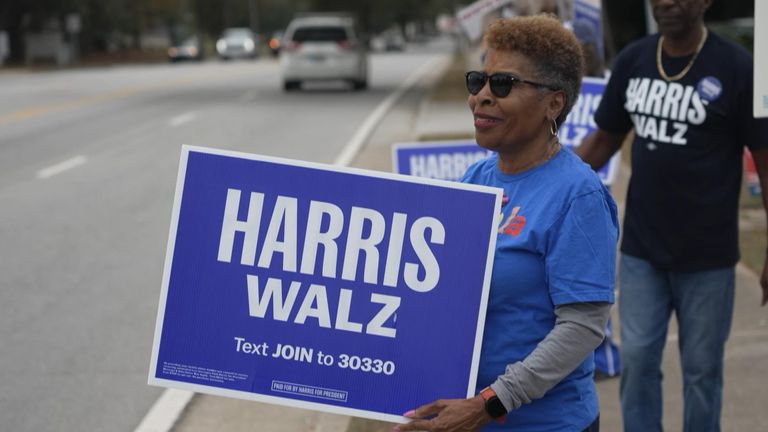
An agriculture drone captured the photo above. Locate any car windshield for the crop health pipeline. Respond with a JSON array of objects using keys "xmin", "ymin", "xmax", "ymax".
[
  {"xmin": 223, "ymin": 29, "xmax": 253, "ymax": 40},
  {"xmin": 181, "ymin": 37, "xmax": 198, "ymax": 46},
  {"xmin": 292, "ymin": 26, "xmax": 348, "ymax": 42}
]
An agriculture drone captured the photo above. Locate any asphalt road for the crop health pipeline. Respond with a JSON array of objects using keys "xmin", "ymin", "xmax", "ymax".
[{"xmin": 0, "ymin": 40, "xmax": 453, "ymax": 432}]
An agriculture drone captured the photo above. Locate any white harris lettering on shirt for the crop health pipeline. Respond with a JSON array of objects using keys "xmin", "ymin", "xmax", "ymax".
[{"xmin": 624, "ymin": 77, "xmax": 708, "ymax": 146}]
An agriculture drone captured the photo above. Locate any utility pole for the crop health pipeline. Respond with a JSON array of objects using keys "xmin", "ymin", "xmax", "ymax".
[{"xmin": 249, "ymin": 0, "xmax": 261, "ymax": 36}]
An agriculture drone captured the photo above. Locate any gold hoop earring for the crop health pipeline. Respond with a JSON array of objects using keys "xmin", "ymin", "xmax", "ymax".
[{"xmin": 550, "ymin": 119, "xmax": 558, "ymax": 137}]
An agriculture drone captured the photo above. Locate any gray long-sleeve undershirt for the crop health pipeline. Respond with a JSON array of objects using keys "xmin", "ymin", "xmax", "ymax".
[{"xmin": 489, "ymin": 301, "xmax": 612, "ymax": 412}]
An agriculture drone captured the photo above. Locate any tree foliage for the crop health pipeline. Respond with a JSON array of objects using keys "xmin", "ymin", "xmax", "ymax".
[
  {"xmin": 1, "ymin": 0, "xmax": 758, "ymax": 63},
  {"xmin": 0, "ymin": 0, "xmax": 454, "ymax": 61}
]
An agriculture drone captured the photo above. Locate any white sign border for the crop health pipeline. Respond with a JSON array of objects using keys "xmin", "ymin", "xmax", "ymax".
[{"xmin": 148, "ymin": 145, "xmax": 503, "ymax": 424}]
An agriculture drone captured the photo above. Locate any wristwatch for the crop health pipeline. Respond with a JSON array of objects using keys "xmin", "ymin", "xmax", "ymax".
[{"xmin": 480, "ymin": 386, "xmax": 507, "ymax": 422}]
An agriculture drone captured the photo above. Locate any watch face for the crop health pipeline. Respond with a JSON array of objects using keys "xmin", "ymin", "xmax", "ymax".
[{"xmin": 485, "ymin": 396, "xmax": 506, "ymax": 418}]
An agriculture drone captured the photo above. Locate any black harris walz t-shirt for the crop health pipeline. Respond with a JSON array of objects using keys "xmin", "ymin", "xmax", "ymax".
[{"xmin": 595, "ymin": 32, "xmax": 768, "ymax": 271}]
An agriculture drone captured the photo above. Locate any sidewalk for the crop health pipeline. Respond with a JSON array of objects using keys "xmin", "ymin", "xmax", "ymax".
[{"xmin": 169, "ymin": 53, "xmax": 768, "ymax": 432}]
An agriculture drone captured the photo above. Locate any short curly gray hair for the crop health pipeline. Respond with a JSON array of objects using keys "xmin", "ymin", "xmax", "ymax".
[{"xmin": 485, "ymin": 15, "xmax": 584, "ymax": 126}]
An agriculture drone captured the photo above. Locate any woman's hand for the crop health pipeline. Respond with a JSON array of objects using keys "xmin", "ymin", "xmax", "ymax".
[{"xmin": 394, "ymin": 396, "xmax": 492, "ymax": 432}]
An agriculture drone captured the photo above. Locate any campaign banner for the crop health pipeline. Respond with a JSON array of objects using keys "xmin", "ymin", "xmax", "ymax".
[
  {"xmin": 392, "ymin": 77, "xmax": 620, "ymax": 186},
  {"xmin": 393, "ymin": 78, "xmax": 619, "ymax": 185},
  {"xmin": 392, "ymin": 141, "xmax": 489, "ymax": 182},
  {"xmin": 573, "ymin": 0, "xmax": 604, "ymax": 60},
  {"xmin": 149, "ymin": 146, "xmax": 502, "ymax": 423},
  {"xmin": 456, "ymin": 0, "xmax": 514, "ymax": 41},
  {"xmin": 559, "ymin": 76, "xmax": 620, "ymax": 185}
]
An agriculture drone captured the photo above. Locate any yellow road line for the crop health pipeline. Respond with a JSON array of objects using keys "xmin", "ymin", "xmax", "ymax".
[{"xmin": 0, "ymin": 72, "xmax": 249, "ymax": 126}]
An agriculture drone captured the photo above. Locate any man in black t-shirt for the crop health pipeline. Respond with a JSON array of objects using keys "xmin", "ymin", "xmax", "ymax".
[{"xmin": 576, "ymin": 0, "xmax": 768, "ymax": 431}]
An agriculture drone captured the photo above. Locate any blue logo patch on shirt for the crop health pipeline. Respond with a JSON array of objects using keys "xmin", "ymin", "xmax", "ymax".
[{"xmin": 696, "ymin": 77, "xmax": 722, "ymax": 102}]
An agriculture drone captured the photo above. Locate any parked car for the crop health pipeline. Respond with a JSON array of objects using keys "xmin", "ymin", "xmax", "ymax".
[
  {"xmin": 280, "ymin": 14, "xmax": 368, "ymax": 91},
  {"xmin": 371, "ymin": 27, "xmax": 406, "ymax": 52},
  {"xmin": 216, "ymin": 27, "xmax": 258, "ymax": 60},
  {"xmin": 168, "ymin": 36, "xmax": 203, "ymax": 62}
]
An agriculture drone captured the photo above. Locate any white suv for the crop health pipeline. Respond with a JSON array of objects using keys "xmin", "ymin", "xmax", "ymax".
[{"xmin": 280, "ymin": 14, "xmax": 369, "ymax": 91}]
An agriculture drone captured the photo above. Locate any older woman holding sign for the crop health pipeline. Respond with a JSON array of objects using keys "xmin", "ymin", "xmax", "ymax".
[{"xmin": 397, "ymin": 15, "xmax": 617, "ymax": 432}]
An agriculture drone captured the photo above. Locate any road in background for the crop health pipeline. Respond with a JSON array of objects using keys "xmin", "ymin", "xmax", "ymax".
[{"xmin": 0, "ymin": 39, "xmax": 454, "ymax": 432}]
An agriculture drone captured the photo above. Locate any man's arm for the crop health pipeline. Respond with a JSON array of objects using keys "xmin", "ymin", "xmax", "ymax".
[
  {"xmin": 749, "ymin": 149, "xmax": 768, "ymax": 306},
  {"xmin": 574, "ymin": 128, "xmax": 627, "ymax": 170}
]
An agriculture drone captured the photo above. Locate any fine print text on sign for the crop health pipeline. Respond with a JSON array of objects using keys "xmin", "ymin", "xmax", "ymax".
[{"xmin": 149, "ymin": 146, "xmax": 502, "ymax": 423}]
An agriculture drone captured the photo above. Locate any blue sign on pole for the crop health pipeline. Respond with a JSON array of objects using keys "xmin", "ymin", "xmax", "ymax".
[
  {"xmin": 558, "ymin": 77, "xmax": 620, "ymax": 185},
  {"xmin": 392, "ymin": 141, "xmax": 489, "ymax": 182},
  {"xmin": 393, "ymin": 81, "xmax": 619, "ymax": 185},
  {"xmin": 573, "ymin": 0, "xmax": 604, "ymax": 62},
  {"xmin": 149, "ymin": 146, "xmax": 502, "ymax": 422}
]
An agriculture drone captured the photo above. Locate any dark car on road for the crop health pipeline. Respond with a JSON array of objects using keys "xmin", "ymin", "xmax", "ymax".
[{"xmin": 168, "ymin": 36, "xmax": 203, "ymax": 62}]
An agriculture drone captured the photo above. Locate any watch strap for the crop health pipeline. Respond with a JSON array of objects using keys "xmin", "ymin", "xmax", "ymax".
[{"xmin": 480, "ymin": 386, "xmax": 507, "ymax": 423}]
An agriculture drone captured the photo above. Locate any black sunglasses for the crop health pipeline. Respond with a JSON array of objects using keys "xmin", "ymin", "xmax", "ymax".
[{"xmin": 465, "ymin": 71, "xmax": 559, "ymax": 97}]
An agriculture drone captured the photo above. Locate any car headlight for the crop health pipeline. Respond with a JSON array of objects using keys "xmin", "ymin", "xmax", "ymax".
[
  {"xmin": 216, "ymin": 40, "xmax": 227, "ymax": 53},
  {"xmin": 244, "ymin": 39, "xmax": 255, "ymax": 51}
]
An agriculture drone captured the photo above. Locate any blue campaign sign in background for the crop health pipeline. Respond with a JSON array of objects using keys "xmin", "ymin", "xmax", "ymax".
[
  {"xmin": 574, "ymin": 0, "xmax": 604, "ymax": 63},
  {"xmin": 149, "ymin": 146, "xmax": 501, "ymax": 422},
  {"xmin": 394, "ymin": 81, "xmax": 620, "ymax": 186},
  {"xmin": 392, "ymin": 141, "xmax": 489, "ymax": 182},
  {"xmin": 558, "ymin": 76, "xmax": 620, "ymax": 185}
]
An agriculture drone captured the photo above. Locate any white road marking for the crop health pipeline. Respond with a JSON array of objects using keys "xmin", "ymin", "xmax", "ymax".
[
  {"xmin": 133, "ymin": 388, "xmax": 194, "ymax": 432},
  {"xmin": 333, "ymin": 55, "xmax": 450, "ymax": 167},
  {"xmin": 240, "ymin": 90, "xmax": 258, "ymax": 102},
  {"xmin": 36, "ymin": 155, "xmax": 88, "ymax": 179},
  {"xmin": 168, "ymin": 112, "xmax": 197, "ymax": 127}
]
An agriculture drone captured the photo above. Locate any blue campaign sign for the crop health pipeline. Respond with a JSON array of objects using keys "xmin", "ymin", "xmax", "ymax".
[
  {"xmin": 149, "ymin": 146, "xmax": 502, "ymax": 423},
  {"xmin": 392, "ymin": 140, "xmax": 490, "ymax": 181},
  {"xmin": 574, "ymin": 0, "xmax": 604, "ymax": 61},
  {"xmin": 394, "ymin": 92, "xmax": 620, "ymax": 186},
  {"xmin": 558, "ymin": 76, "xmax": 620, "ymax": 185}
]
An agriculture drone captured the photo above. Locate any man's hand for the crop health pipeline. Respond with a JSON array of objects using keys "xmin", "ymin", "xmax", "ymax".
[
  {"xmin": 573, "ymin": 128, "xmax": 625, "ymax": 170},
  {"xmin": 394, "ymin": 396, "xmax": 492, "ymax": 432},
  {"xmin": 751, "ymin": 148, "xmax": 768, "ymax": 307},
  {"xmin": 752, "ymin": 148, "xmax": 768, "ymax": 306}
]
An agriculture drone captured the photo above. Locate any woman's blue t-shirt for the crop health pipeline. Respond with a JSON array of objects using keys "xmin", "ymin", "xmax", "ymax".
[{"xmin": 461, "ymin": 147, "xmax": 618, "ymax": 431}]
